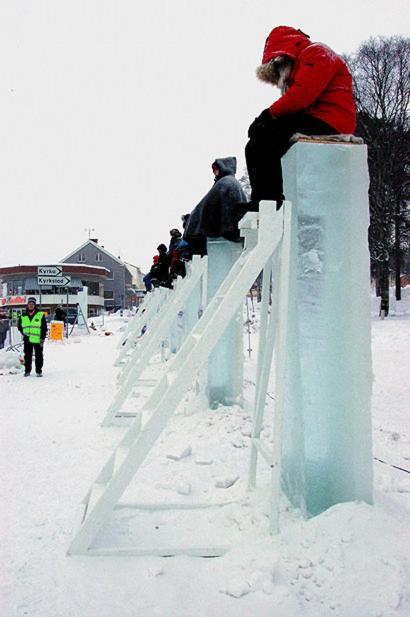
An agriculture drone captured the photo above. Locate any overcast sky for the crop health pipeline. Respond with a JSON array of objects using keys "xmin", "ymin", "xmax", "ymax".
[{"xmin": 1, "ymin": 0, "xmax": 409, "ymax": 272}]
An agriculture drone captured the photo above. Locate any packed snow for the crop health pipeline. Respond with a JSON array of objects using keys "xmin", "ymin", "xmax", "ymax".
[{"xmin": 1, "ymin": 294, "xmax": 409, "ymax": 617}]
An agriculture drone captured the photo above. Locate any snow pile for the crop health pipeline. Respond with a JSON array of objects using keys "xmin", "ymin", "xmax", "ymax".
[
  {"xmin": 0, "ymin": 349, "xmax": 24, "ymax": 375},
  {"xmin": 0, "ymin": 301, "xmax": 409, "ymax": 616},
  {"xmin": 218, "ymin": 501, "xmax": 409, "ymax": 615}
]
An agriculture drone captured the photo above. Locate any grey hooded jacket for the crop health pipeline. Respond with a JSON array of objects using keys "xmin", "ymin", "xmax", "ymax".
[{"xmin": 184, "ymin": 157, "xmax": 246, "ymax": 243}]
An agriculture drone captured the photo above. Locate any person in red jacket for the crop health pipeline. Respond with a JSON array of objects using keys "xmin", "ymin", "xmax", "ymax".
[{"xmin": 245, "ymin": 26, "xmax": 356, "ymax": 208}]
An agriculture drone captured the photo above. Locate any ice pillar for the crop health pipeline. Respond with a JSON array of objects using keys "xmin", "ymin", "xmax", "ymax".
[
  {"xmin": 77, "ymin": 287, "xmax": 88, "ymax": 328},
  {"xmin": 206, "ymin": 239, "xmax": 243, "ymax": 408},
  {"xmin": 184, "ymin": 276, "xmax": 203, "ymax": 335},
  {"xmin": 280, "ymin": 142, "xmax": 373, "ymax": 516}
]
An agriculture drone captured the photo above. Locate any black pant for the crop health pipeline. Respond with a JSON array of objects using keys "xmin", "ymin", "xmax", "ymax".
[
  {"xmin": 23, "ymin": 338, "xmax": 44, "ymax": 373},
  {"xmin": 245, "ymin": 113, "xmax": 337, "ymax": 204}
]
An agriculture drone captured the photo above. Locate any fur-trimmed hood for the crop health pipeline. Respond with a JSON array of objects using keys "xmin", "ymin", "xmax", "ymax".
[
  {"xmin": 262, "ymin": 26, "xmax": 311, "ymax": 64},
  {"xmin": 256, "ymin": 55, "xmax": 294, "ymax": 91},
  {"xmin": 256, "ymin": 27, "xmax": 310, "ymax": 92}
]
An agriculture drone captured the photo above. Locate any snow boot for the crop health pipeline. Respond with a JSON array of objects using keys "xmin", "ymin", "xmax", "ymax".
[
  {"xmin": 36, "ymin": 371, "xmax": 43, "ymax": 377},
  {"xmin": 24, "ymin": 371, "xmax": 31, "ymax": 377}
]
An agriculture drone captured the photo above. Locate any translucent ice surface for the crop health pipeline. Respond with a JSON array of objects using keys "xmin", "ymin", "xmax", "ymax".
[
  {"xmin": 280, "ymin": 143, "xmax": 373, "ymax": 516},
  {"xmin": 206, "ymin": 239, "xmax": 243, "ymax": 407},
  {"xmin": 77, "ymin": 287, "xmax": 88, "ymax": 328}
]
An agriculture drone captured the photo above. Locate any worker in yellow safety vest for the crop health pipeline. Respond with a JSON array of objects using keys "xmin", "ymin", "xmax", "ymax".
[{"xmin": 17, "ymin": 297, "xmax": 48, "ymax": 377}]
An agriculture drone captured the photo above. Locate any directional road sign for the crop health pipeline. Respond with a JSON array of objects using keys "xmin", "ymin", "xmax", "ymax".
[
  {"xmin": 37, "ymin": 276, "xmax": 71, "ymax": 286},
  {"xmin": 38, "ymin": 265, "xmax": 63, "ymax": 277}
]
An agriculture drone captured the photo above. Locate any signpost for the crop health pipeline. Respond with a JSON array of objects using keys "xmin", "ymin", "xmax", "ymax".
[
  {"xmin": 37, "ymin": 276, "xmax": 71, "ymax": 286},
  {"xmin": 37, "ymin": 266, "xmax": 63, "ymax": 277},
  {"xmin": 37, "ymin": 267, "xmax": 71, "ymax": 333},
  {"xmin": 37, "ymin": 266, "xmax": 71, "ymax": 288}
]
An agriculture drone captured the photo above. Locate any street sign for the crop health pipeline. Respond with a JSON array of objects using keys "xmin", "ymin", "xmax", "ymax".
[
  {"xmin": 38, "ymin": 265, "xmax": 63, "ymax": 277},
  {"xmin": 37, "ymin": 276, "xmax": 71, "ymax": 286}
]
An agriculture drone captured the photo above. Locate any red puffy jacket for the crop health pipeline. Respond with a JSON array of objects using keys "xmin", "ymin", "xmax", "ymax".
[{"xmin": 262, "ymin": 26, "xmax": 356, "ymax": 134}]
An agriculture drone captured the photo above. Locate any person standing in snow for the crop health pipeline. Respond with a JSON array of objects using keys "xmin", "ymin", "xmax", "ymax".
[
  {"xmin": 17, "ymin": 297, "xmax": 47, "ymax": 377},
  {"xmin": 245, "ymin": 26, "xmax": 356, "ymax": 208},
  {"xmin": 184, "ymin": 157, "xmax": 247, "ymax": 251},
  {"xmin": 54, "ymin": 305, "xmax": 66, "ymax": 322}
]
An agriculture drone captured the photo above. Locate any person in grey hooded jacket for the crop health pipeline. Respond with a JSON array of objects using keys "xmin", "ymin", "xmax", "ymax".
[{"xmin": 184, "ymin": 157, "xmax": 247, "ymax": 251}]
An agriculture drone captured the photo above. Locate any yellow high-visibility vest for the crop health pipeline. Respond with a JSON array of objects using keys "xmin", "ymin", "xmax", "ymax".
[{"xmin": 21, "ymin": 312, "xmax": 44, "ymax": 344}]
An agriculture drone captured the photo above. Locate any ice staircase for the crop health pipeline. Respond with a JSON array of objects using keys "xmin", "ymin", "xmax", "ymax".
[
  {"xmin": 102, "ymin": 255, "xmax": 208, "ymax": 426},
  {"xmin": 68, "ymin": 201, "xmax": 289, "ymax": 556},
  {"xmin": 114, "ymin": 286, "xmax": 169, "ymax": 367},
  {"xmin": 116, "ymin": 255, "xmax": 207, "ymax": 386}
]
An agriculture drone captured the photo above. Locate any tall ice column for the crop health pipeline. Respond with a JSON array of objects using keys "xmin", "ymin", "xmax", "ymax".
[
  {"xmin": 77, "ymin": 286, "xmax": 88, "ymax": 328},
  {"xmin": 280, "ymin": 141, "xmax": 373, "ymax": 516},
  {"xmin": 206, "ymin": 239, "xmax": 243, "ymax": 408}
]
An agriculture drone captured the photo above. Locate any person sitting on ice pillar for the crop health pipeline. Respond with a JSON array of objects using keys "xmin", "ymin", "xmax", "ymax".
[
  {"xmin": 184, "ymin": 157, "xmax": 247, "ymax": 252},
  {"xmin": 245, "ymin": 26, "xmax": 356, "ymax": 209}
]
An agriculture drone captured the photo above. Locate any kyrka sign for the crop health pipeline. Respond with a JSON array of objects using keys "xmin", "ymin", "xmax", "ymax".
[
  {"xmin": 37, "ymin": 265, "xmax": 63, "ymax": 277},
  {"xmin": 37, "ymin": 265, "xmax": 71, "ymax": 287}
]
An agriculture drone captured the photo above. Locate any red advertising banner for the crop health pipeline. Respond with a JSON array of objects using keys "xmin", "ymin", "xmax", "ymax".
[{"xmin": 9, "ymin": 296, "xmax": 27, "ymax": 305}]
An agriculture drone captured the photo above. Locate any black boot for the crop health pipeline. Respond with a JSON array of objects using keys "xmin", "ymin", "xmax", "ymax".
[{"xmin": 235, "ymin": 201, "xmax": 259, "ymax": 222}]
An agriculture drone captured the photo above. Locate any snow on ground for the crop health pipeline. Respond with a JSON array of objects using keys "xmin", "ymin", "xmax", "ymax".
[{"xmin": 1, "ymin": 301, "xmax": 410, "ymax": 617}]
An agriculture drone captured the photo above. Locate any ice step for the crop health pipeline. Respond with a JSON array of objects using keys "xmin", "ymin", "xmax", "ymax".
[
  {"xmin": 135, "ymin": 378, "xmax": 159, "ymax": 387},
  {"xmin": 115, "ymin": 410, "xmax": 139, "ymax": 417}
]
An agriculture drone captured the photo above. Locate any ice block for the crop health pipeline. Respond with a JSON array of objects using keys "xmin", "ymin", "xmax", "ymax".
[
  {"xmin": 280, "ymin": 142, "xmax": 373, "ymax": 516},
  {"xmin": 77, "ymin": 286, "xmax": 88, "ymax": 328},
  {"xmin": 206, "ymin": 239, "xmax": 243, "ymax": 407}
]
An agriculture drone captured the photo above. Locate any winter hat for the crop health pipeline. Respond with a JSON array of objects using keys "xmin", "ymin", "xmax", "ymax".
[
  {"xmin": 157, "ymin": 243, "xmax": 167, "ymax": 252},
  {"xmin": 27, "ymin": 297, "xmax": 37, "ymax": 305},
  {"xmin": 170, "ymin": 228, "xmax": 181, "ymax": 238}
]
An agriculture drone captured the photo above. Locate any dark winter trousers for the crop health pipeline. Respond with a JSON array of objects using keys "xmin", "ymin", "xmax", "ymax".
[
  {"xmin": 143, "ymin": 273, "xmax": 152, "ymax": 292},
  {"xmin": 23, "ymin": 338, "xmax": 44, "ymax": 374},
  {"xmin": 245, "ymin": 113, "xmax": 337, "ymax": 205}
]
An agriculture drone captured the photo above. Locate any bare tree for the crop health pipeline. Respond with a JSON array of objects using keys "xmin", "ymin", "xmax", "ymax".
[{"xmin": 347, "ymin": 36, "xmax": 410, "ymax": 314}]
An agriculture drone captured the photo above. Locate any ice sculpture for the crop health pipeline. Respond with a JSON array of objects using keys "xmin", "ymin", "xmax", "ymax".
[
  {"xmin": 280, "ymin": 141, "xmax": 373, "ymax": 516},
  {"xmin": 77, "ymin": 286, "xmax": 88, "ymax": 328},
  {"xmin": 206, "ymin": 239, "xmax": 243, "ymax": 407}
]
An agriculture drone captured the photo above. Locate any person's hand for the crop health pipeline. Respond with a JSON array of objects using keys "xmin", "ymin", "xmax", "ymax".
[{"xmin": 248, "ymin": 109, "xmax": 275, "ymax": 139}]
